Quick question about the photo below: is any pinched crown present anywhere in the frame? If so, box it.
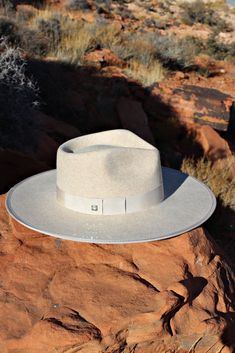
[56,130,163,199]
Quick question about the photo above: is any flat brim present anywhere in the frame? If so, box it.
[6,167,216,244]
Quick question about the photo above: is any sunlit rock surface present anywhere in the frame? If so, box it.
[0,195,234,352]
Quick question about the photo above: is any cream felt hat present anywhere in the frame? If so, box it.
[6,129,216,243]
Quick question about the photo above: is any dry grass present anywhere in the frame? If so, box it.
[31,8,166,85]
[0,5,166,84]
[181,156,235,211]
[90,21,121,49]
[0,5,169,84]
[207,0,229,11]
[118,35,165,85]
[30,8,121,64]
[56,21,93,64]
[126,58,165,87]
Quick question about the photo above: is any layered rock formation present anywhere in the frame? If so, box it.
[0,195,234,353]
[151,84,234,131]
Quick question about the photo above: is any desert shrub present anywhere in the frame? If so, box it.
[125,57,165,87]
[37,16,61,51]
[95,0,111,5]
[181,156,235,211]
[227,42,235,64]
[0,16,48,57]
[56,18,122,64]
[182,0,214,25]
[111,43,134,61]
[19,27,49,57]
[87,20,121,49]
[0,0,15,15]
[122,34,154,63]
[0,41,41,152]
[16,7,36,23]
[113,32,198,75]
[95,0,112,14]
[112,33,165,86]
[144,18,167,29]
[55,19,93,64]
[205,32,235,61]
[0,17,20,45]
[117,7,136,20]
[150,34,202,70]
[182,0,232,32]
[157,0,171,12]
[206,34,230,60]
[65,0,91,11]
[120,33,199,69]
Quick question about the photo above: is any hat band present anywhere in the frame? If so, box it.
[56,185,164,215]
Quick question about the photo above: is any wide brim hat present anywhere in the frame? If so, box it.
[6,129,216,244]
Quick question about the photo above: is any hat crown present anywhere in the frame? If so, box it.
[56,130,163,198]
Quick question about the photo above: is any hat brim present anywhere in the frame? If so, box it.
[6,167,216,244]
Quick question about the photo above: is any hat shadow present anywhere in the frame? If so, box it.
[1,56,235,269]
[162,167,188,200]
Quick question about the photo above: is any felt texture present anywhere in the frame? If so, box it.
[6,130,216,243]
[6,168,216,243]
[57,130,162,198]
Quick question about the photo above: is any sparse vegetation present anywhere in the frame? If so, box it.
[55,20,94,64]
[0,0,234,273]
[33,15,122,64]
[205,32,235,61]
[152,34,201,70]
[16,6,36,23]
[0,0,233,71]
[0,41,41,152]
[0,0,15,15]
[125,57,165,87]
[20,28,49,57]
[113,32,200,73]
[87,20,121,49]
[65,0,91,11]
[144,18,168,30]
[0,17,19,45]
[181,0,232,32]
[37,16,62,51]
[181,156,235,211]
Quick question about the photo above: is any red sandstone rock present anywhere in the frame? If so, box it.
[0,112,81,194]
[117,97,155,145]
[35,113,81,166]
[84,49,124,68]
[195,125,233,160]
[100,65,127,78]
[0,194,234,352]
[37,112,81,141]
[0,150,50,194]
[151,84,234,131]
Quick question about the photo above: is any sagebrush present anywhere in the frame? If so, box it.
[0,41,41,152]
